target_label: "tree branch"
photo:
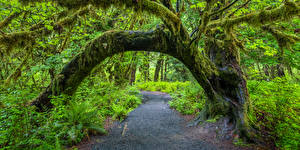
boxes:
[209,0,239,17]
[208,0,299,29]
[0,11,23,30]
[20,0,181,33]
[261,25,300,50]
[227,0,252,17]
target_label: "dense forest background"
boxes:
[0,0,299,149]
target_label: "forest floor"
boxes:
[74,91,257,150]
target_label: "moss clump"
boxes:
[0,31,35,55]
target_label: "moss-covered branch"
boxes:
[209,0,239,17]
[0,7,89,56]
[208,0,299,28]
[31,28,175,109]
[55,6,89,28]
[0,31,36,55]
[261,25,300,50]
[0,11,22,30]
[20,0,181,33]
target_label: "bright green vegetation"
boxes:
[247,78,300,149]
[158,78,300,149]
[0,79,141,149]
[1,0,299,149]
[137,81,206,115]
[137,81,190,93]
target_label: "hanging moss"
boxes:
[208,0,299,29]
[0,31,35,55]
[261,25,300,50]
[4,47,30,85]
[0,11,22,30]
[20,0,181,34]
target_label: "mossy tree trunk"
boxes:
[154,55,163,82]
[198,39,250,138]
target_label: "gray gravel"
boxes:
[91,91,219,150]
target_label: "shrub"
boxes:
[169,83,206,115]
[0,81,142,149]
[136,81,190,93]
[247,77,300,149]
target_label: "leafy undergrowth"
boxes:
[136,81,190,93]
[138,79,300,149]
[169,83,205,115]
[0,81,141,149]
[137,81,205,115]
[247,77,300,149]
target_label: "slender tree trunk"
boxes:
[160,58,164,81]
[286,65,293,76]
[164,57,168,81]
[154,55,163,82]
[256,62,263,77]
[263,64,270,77]
[49,68,55,81]
[130,64,137,85]
[270,65,276,79]
[277,64,285,77]
[129,52,138,85]
[146,52,150,81]
[276,48,285,77]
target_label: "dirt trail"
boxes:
[78,91,252,150]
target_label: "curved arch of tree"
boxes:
[1,0,299,140]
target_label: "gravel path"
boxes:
[84,91,250,150]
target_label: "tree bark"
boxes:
[160,58,164,81]
[164,57,168,81]
[263,64,270,77]
[154,56,163,82]
[130,63,137,85]
[129,53,138,85]
[286,65,293,76]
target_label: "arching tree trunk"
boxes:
[31,28,251,139]
[31,29,174,109]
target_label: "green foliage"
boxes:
[137,81,206,115]
[169,83,206,115]
[0,80,141,149]
[137,81,190,93]
[247,77,300,149]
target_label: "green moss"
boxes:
[0,31,35,55]
[261,25,300,50]
[0,12,22,30]
[208,0,299,28]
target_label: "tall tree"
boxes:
[154,54,163,82]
